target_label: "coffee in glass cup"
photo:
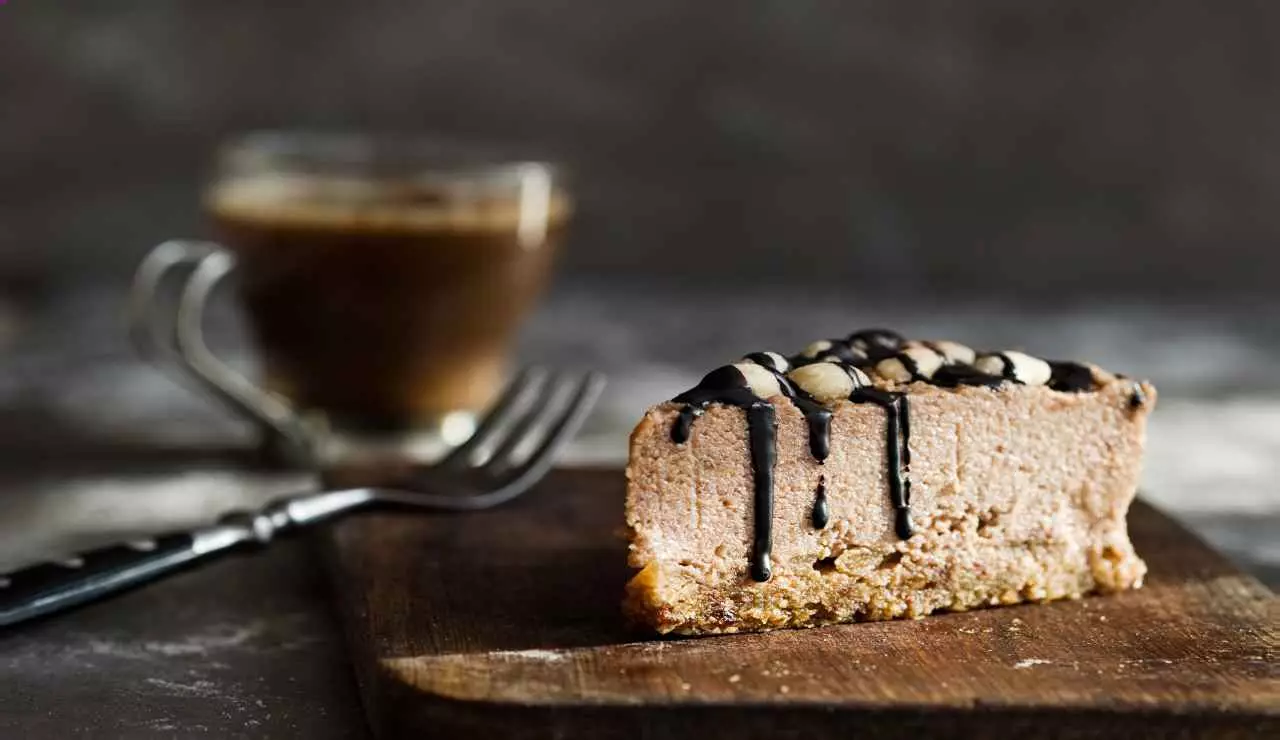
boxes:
[132,132,570,462]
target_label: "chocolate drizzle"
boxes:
[671,405,702,444]
[670,364,781,583]
[849,388,915,540]
[895,351,922,380]
[1048,361,1096,393]
[746,404,776,582]
[807,340,865,365]
[743,351,784,371]
[812,475,830,529]
[670,367,766,446]
[668,330,1106,583]
[794,396,832,462]
[742,352,832,463]
[932,363,1005,388]
[898,395,914,539]
[992,353,1019,381]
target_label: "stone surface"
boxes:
[0,537,367,739]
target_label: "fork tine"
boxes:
[490,371,606,478]
[439,366,547,469]
[482,371,574,473]
[374,371,605,512]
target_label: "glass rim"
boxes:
[216,130,562,181]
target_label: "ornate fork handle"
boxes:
[0,489,375,628]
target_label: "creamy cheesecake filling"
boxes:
[667,329,1144,585]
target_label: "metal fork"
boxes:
[0,367,604,629]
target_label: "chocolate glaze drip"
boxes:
[671,366,766,444]
[798,399,832,462]
[746,404,776,582]
[740,354,835,573]
[812,475,830,529]
[932,363,1005,388]
[671,364,780,583]
[671,405,702,444]
[1048,361,1095,393]
[899,395,914,539]
[740,353,833,463]
[849,388,915,540]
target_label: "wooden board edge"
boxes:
[369,673,1280,740]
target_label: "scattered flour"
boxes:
[492,649,569,662]
[144,678,221,699]
[79,623,265,662]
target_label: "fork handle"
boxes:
[0,488,374,629]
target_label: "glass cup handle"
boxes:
[128,239,220,368]
[129,241,315,462]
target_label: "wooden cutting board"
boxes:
[321,468,1277,739]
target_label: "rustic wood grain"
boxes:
[323,469,1278,739]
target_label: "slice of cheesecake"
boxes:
[624,330,1153,635]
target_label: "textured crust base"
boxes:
[625,536,1146,635]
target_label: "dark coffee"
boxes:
[207,174,569,428]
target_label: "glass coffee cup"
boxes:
[131,132,570,463]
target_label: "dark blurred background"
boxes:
[1,6,1278,734]
[2,1,1278,301]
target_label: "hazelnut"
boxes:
[788,361,861,404]
[1005,351,1051,386]
[733,362,783,399]
[875,345,944,382]
[743,351,789,374]
[974,351,1051,386]
[798,340,834,359]
[926,340,976,365]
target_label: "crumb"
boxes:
[779,685,790,694]
[680,682,692,691]
[727,674,741,683]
